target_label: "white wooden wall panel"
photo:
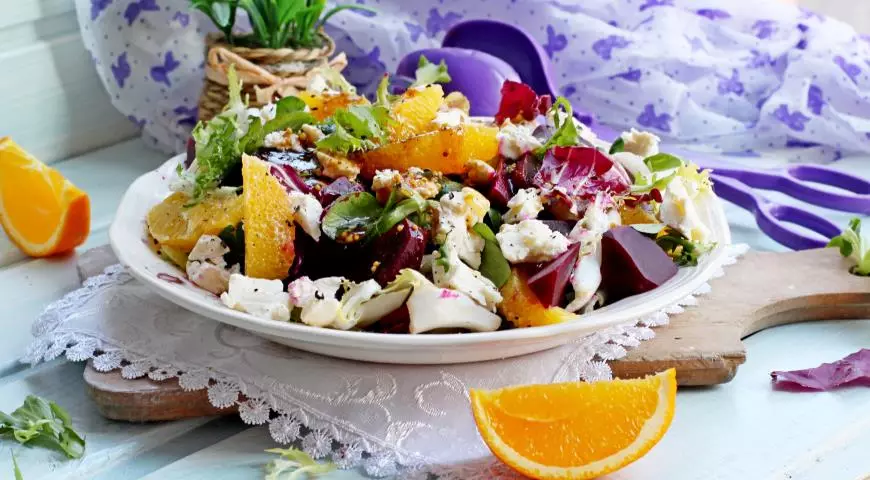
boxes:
[0,1,139,164]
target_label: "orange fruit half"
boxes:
[470,369,677,479]
[0,137,90,257]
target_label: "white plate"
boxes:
[110,154,732,364]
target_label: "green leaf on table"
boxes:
[828,217,870,276]
[263,447,335,480]
[643,153,683,173]
[608,137,624,154]
[0,395,85,460]
[12,453,23,480]
[473,223,511,288]
[410,55,451,88]
[536,97,581,156]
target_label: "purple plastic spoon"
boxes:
[394,48,520,116]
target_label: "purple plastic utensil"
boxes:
[442,19,594,125]
[394,48,520,116]
[433,19,870,250]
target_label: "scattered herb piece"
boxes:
[608,137,625,154]
[12,453,23,480]
[321,192,383,241]
[473,223,511,288]
[535,97,580,156]
[263,447,335,480]
[827,218,870,276]
[0,395,85,459]
[434,244,452,273]
[410,55,451,88]
[771,349,870,391]
[218,222,246,273]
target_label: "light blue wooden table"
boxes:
[3,0,870,477]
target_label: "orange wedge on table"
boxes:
[0,137,90,257]
[471,369,677,479]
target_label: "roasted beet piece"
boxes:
[600,226,678,302]
[510,153,539,191]
[488,157,515,208]
[369,219,428,286]
[318,177,365,207]
[289,232,370,282]
[524,243,581,307]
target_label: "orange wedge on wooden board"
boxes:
[241,154,296,280]
[0,137,90,257]
[470,369,677,479]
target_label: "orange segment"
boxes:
[147,191,243,252]
[241,154,296,279]
[0,137,90,257]
[389,84,444,141]
[360,124,498,176]
[498,269,576,327]
[471,369,677,479]
[297,92,368,121]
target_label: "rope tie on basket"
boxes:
[205,46,348,104]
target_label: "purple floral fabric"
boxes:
[75,0,870,162]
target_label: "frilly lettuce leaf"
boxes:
[410,54,451,88]
[316,104,389,155]
[263,447,335,480]
[536,97,581,156]
[828,218,870,276]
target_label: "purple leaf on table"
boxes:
[771,349,870,391]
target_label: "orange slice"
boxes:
[298,91,369,121]
[241,154,296,279]
[0,137,90,257]
[147,191,244,252]
[471,369,677,479]
[498,269,576,327]
[361,124,499,176]
[389,84,444,141]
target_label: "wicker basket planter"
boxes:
[198,31,347,122]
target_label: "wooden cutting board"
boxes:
[76,245,870,422]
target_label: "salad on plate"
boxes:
[145,59,720,335]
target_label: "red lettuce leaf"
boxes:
[269,164,311,194]
[533,146,629,217]
[771,349,870,391]
[494,80,552,125]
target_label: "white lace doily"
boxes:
[23,244,747,478]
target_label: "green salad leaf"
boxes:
[828,218,870,276]
[321,192,383,241]
[317,67,357,94]
[316,104,390,155]
[263,447,335,480]
[0,395,85,459]
[608,137,625,154]
[643,153,683,173]
[239,96,315,153]
[485,208,503,233]
[654,229,710,267]
[410,54,451,88]
[536,97,581,156]
[372,192,427,237]
[218,222,245,273]
[473,223,511,288]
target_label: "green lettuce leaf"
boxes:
[410,54,451,87]
[12,453,23,480]
[536,97,580,156]
[828,218,870,276]
[263,447,335,480]
[643,153,683,173]
[321,192,383,241]
[608,137,625,154]
[316,104,389,154]
[239,96,315,153]
[472,223,511,288]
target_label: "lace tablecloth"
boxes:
[23,245,746,478]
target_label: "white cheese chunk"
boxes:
[220,274,290,321]
[497,219,571,263]
[432,248,502,312]
[503,188,544,224]
[620,128,661,158]
[497,121,542,160]
[186,235,238,295]
[436,188,489,269]
[287,191,323,241]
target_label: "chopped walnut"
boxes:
[444,91,471,115]
[263,129,303,151]
[465,159,495,186]
[299,124,325,147]
[404,167,441,199]
[315,151,360,179]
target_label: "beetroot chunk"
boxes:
[600,226,678,302]
[510,153,540,190]
[369,219,428,286]
[525,243,581,307]
[488,157,515,208]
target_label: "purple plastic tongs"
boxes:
[396,19,870,250]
